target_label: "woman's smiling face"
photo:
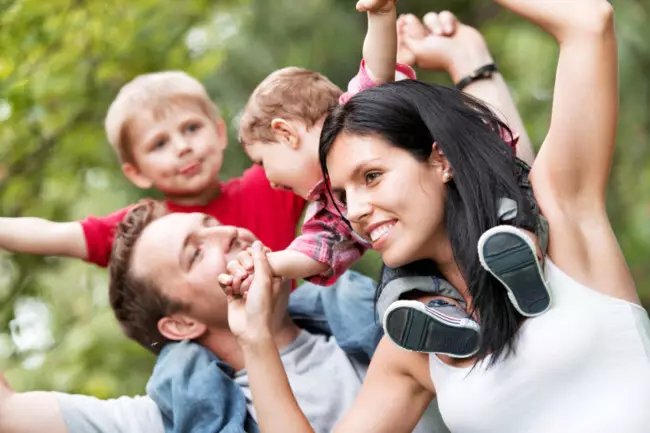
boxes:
[326,132,451,268]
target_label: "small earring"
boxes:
[443,172,452,182]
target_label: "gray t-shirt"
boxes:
[56,331,449,433]
[234,330,449,433]
[235,330,366,433]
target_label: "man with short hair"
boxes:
[0,201,447,433]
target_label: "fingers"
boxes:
[423,12,442,35]
[251,241,273,281]
[402,13,428,39]
[237,228,258,245]
[239,274,254,294]
[423,11,457,36]
[356,0,394,13]
[438,11,458,35]
[356,0,368,12]
[237,250,254,272]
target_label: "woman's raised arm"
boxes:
[495,0,617,211]
[495,1,637,303]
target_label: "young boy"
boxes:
[224,8,551,359]
[0,71,306,270]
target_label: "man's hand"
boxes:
[356,0,396,14]
[223,242,285,343]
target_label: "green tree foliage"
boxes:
[1,0,648,396]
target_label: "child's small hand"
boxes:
[218,245,272,297]
[356,0,396,14]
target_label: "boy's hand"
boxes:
[356,0,396,14]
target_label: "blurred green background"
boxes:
[1,0,648,397]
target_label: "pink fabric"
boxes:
[339,60,417,104]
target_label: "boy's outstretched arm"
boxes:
[0,217,88,259]
[357,0,398,83]
[0,373,69,433]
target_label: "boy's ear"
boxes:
[122,163,153,190]
[158,314,207,342]
[215,118,228,151]
[270,118,300,149]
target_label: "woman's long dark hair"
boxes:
[319,80,538,364]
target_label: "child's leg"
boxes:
[377,266,480,358]
[478,197,551,316]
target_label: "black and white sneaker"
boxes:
[478,225,551,317]
[383,299,481,358]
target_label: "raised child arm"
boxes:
[357,0,398,83]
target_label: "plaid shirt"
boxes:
[288,180,370,286]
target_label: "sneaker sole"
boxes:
[478,226,551,317]
[383,301,480,358]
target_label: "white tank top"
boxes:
[429,259,650,433]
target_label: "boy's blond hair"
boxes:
[239,67,342,145]
[105,71,220,163]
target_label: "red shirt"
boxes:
[80,165,306,268]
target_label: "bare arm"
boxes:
[241,331,433,433]
[447,38,536,165]
[357,0,398,83]
[267,249,329,280]
[0,374,68,433]
[494,1,617,206]
[0,218,87,259]
[334,337,434,433]
[495,1,636,301]
[229,244,434,433]
[491,0,616,210]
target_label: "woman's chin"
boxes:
[381,249,411,269]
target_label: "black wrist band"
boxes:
[455,63,499,91]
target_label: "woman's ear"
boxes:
[429,142,453,182]
[158,314,207,342]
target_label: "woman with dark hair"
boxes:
[227,1,650,432]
